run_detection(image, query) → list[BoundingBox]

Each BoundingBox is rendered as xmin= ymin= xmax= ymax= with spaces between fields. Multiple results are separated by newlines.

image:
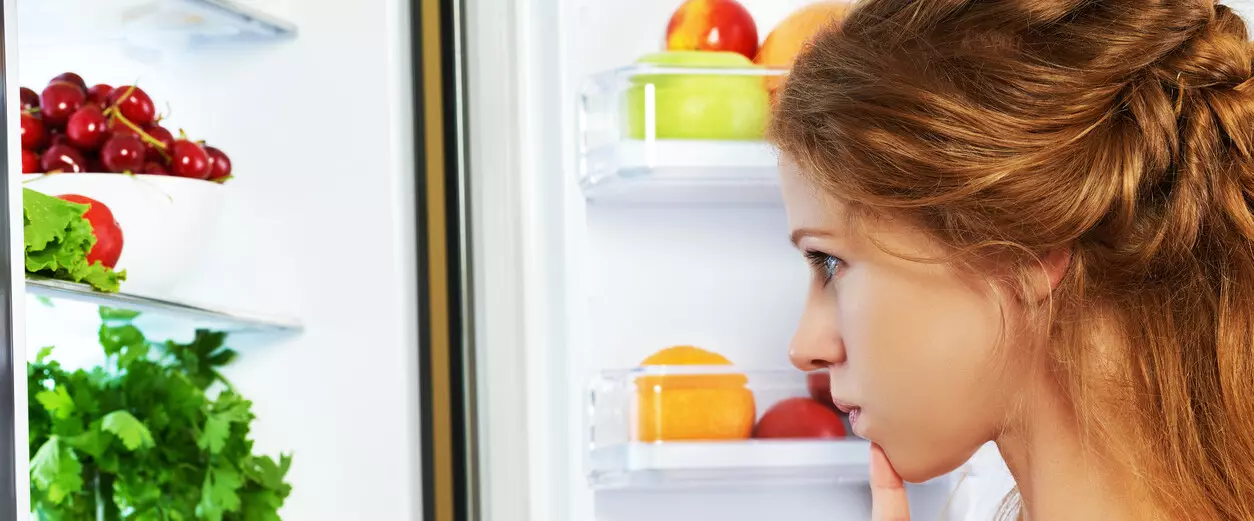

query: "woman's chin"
xmin=885 ymin=445 xmax=978 ymax=484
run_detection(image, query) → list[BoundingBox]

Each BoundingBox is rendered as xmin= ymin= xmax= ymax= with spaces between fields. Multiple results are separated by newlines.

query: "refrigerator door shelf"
xmin=26 ymin=277 xmax=303 ymax=335
xmin=580 ymin=140 xmax=781 ymax=205
xmin=18 ymin=0 xmax=296 ymax=48
xmin=579 ymin=63 xmax=786 ymax=205
xmin=589 ymin=438 xmax=975 ymax=490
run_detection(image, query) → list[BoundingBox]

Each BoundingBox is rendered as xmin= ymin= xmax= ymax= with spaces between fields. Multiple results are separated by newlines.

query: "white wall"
xmin=17 ymin=0 xmax=422 ymax=519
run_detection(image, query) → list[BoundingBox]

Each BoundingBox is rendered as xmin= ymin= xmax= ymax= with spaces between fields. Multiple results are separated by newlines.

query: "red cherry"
xmin=65 ymin=106 xmax=109 ymax=150
xmin=86 ymin=84 xmax=113 ymax=109
xmin=47 ymin=131 xmax=69 ymax=148
xmin=20 ymin=88 xmax=39 ymax=110
xmin=22 ymin=150 xmax=40 ymax=173
xmin=40 ymin=144 xmax=88 ymax=174
xmin=56 ymin=194 xmax=123 ymax=269
xmin=100 ymin=135 xmax=146 ymax=173
xmin=107 ymin=85 xmax=156 ymax=126
xmin=169 ymin=140 xmax=210 ymax=179
xmin=141 ymin=161 xmax=169 ymax=175
xmin=40 ymin=82 xmax=86 ymax=128
xmin=142 ymin=125 xmax=174 ymax=158
xmin=107 ymin=119 xmax=141 ymax=141
xmin=204 ymin=146 xmax=232 ymax=181
xmin=51 ymin=73 xmax=87 ymax=94
xmin=21 ymin=113 xmax=45 ymax=150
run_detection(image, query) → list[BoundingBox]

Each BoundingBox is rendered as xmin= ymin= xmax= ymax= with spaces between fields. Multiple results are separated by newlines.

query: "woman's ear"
xmin=1029 ymin=247 xmax=1072 ymax=301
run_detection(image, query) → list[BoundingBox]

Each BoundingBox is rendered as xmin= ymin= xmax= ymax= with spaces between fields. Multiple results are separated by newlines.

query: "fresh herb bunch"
xmin=28 ymin=308 xmax=292 ymax=520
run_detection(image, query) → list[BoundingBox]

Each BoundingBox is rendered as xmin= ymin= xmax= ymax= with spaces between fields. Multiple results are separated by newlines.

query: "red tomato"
xmin=56 ymin=194 xmax=123 ymax=269
xmin=753 ymin=397 xmax=847 ymax=439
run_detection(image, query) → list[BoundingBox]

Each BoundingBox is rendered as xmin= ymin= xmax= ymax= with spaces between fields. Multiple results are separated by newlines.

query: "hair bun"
xmin=1154 ymin=4 xmax=1253 ymax=91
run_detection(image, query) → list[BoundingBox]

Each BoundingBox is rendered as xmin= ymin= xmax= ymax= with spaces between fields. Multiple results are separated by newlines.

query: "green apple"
xmin=624 ymin=51 xmax=770 ymax=141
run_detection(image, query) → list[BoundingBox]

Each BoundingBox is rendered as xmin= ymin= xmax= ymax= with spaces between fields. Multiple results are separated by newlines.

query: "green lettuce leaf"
xmin=22 ymin=188 xmax=126 ymax=292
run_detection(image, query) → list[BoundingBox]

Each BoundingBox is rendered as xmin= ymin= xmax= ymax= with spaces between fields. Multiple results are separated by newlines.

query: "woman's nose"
xmin=789 ymin=299 xmax=845 ymax=371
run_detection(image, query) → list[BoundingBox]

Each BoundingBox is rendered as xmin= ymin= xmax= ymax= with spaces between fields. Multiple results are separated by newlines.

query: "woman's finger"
xmin=870 ymin=443 xmax=910 ymax=521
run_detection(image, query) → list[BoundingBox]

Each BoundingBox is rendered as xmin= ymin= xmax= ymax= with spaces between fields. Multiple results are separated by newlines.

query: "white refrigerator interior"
xmin=16 ymin=0 xmax=423 ymax=519
xmin=468 ymin=0 xmax=1022 ymax=519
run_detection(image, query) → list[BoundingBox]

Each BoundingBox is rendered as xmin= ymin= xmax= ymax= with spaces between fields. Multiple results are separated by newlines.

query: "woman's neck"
xmin=993 ymin=384 xmax=1160 ymax=521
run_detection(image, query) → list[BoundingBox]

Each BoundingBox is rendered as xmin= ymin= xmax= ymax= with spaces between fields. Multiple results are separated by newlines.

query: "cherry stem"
xmin=109 ymin=84 xmax=138 ymax=113
xmin=110 ymin=112 xmax=171 ymax=162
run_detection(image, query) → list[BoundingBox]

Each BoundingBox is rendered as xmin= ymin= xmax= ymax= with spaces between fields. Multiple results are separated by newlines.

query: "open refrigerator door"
xmin=9 ymin=0 xmax=434 ymax=519
xmin=466 ymin=0 xmax=1020 ymax=520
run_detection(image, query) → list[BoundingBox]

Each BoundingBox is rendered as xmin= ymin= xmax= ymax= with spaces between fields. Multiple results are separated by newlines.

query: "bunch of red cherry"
xmin=20 ymin=72 xmax=232 ymax=182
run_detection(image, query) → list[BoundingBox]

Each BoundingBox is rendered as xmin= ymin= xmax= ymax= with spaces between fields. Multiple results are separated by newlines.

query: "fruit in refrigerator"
xmin=21 ymin=112 xmax=46 ymax=150
xmin=205 ymin=146 xmax=233 ymax=181
xmin=40 ymin=144 xmax=88 ymax=174
xmin=170 ymin=140 xmax=211 ymax=179
xmin=665 ymin=0 xmax=760 ymax=61
xmin=142 ymin=161 xmax=169 ymax=175
xmin=100 ymin=135 xmax=146 ymax=173
xmin=52 ymin=72 xmax=88 ymax=94
xmin=143 ymin=125 xmax=175 ymax=159
xmin=86 ymin=84 xmax=114 ymax=109
xmin=20 ymin=87 xmax=39 ymax=110
xmin=66 ymin=106 xmax=110 ymax=150
xmin=40 ymin=82 xmax=87 ymax=128
xmin=753 ymin=397 xmax=847 ymax=439
xmin=756 ymin=2 xmax=853 ymax=94
xmin=19 ymin=72 xmax=234 ymax=182
xmin=108 ymin=85 xmax=157 ymax=126
xmin=22 ymin=150 xmax=39 ymax=174
xmin=56 ymin=194 xmax=123 ymax=269
xmin=625 ymin=51 xmax=770 ymax=141
xmin=635 ymin=345 xmax=755 ymax=442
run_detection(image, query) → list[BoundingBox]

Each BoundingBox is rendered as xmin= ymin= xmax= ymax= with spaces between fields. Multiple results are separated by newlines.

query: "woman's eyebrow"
xmin=789 ymin=228 xmax=835 ymax=247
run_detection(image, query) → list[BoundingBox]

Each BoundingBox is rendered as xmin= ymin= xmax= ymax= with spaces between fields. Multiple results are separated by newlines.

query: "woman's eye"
xmin=804 ymin=250 xmax=843 ymax=285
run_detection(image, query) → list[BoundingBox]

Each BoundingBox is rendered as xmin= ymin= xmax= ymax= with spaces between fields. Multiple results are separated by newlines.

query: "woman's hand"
xmin=870 ymin=443 xmax=910 ymax=521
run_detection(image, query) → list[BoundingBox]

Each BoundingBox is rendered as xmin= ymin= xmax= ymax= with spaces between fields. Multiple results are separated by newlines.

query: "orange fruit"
xmin=635 ymin=346 xmax=756 ymax=442
xmin=755 ymin=2 xmax=853 ymax=95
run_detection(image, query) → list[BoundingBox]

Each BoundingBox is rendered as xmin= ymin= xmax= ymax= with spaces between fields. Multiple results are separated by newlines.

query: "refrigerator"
xmin=8 ymin=0 xmax=431 ymax=519
xmin=461 ymin=0 xmax=1029 ymax=520
xmin=26 ymin=0 xmax=1254 ymax=519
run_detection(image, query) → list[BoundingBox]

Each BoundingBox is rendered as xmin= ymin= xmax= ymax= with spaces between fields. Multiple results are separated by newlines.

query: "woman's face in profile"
xmin=780 ymin=158 xmax=1024 ymax=482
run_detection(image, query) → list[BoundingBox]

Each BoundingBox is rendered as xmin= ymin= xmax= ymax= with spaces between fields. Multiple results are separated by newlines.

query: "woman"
xmin=770 ymin=1 xmax=1254 ymax=520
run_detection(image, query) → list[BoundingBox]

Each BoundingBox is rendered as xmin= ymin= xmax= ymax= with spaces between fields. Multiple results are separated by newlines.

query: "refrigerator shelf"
xmin=18 ymin=0 xmax=297 ymax=47
xmin=26 ymin=277 xmax=302 ymax=334
xmin=579 ymin=60 xmax=786 ymax=205
xmin=589 ymin=438 xmax=888 ymax=489
xmin=580 ymin=140 xmax=781 ymax=204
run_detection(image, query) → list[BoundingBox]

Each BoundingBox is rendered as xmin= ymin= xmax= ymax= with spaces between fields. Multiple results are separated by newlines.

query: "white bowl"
xmin=21 ymin=173 xmax=224 ymax=297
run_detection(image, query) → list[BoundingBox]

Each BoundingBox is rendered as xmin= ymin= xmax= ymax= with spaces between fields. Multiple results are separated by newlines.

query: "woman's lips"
xmin=831 ymin=399 xmax=857 ymax=414
xmin=832 ymin=399 xmax=863 ymax=435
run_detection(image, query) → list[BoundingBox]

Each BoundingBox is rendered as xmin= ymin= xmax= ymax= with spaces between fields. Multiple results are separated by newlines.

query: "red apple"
xmin=753 ymin=397 xmax=846 ymax=439
xmin=665 ymin=0 xmax=759 ymax=61
xmin=56 ymin=195 xmax=123 ymax=269
xmin=806 ymin=371 xmax=837 ymax=409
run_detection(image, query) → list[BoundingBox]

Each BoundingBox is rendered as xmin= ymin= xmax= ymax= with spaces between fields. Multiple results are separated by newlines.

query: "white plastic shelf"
xmin=588 ymin=438 xmax=878 ymax=489
xmin=18 ymin=0 xmax=297 ymax=47
xmin=26 ymin=277 xmax=302 ymax=335
xmin=581 ymin=139 xmax=781 ymax=205
xmin=579 ymin=60 xmax=786 ymax=205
